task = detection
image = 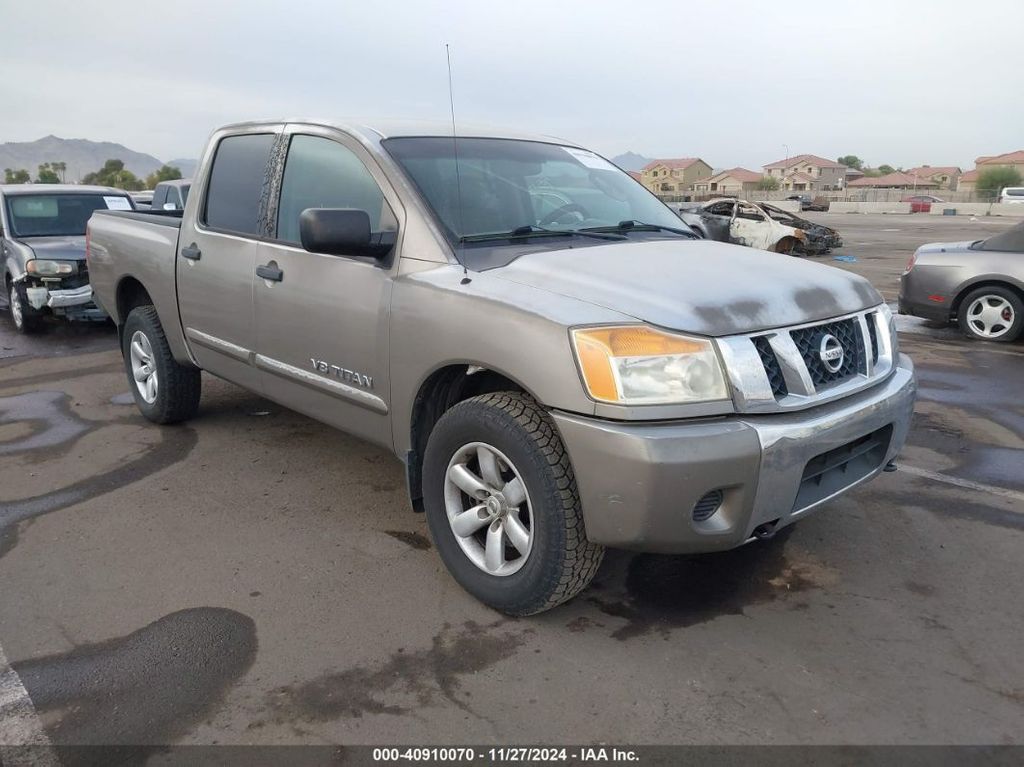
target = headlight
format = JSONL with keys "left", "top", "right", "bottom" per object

{"left": 571, "top": 325, "right": 729, "bottom": 405}
{"left": 26, "top": 259, "right": 76, "bottom": 276}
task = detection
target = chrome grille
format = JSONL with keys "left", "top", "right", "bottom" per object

{"left": 789, "top": 318, "right": 860, "bottom": 387}
{"left": 717, "top": 306, "right": 895, "bottom": 414}
{"left": 751, "top": 336, "right": 788, "bottom": 397}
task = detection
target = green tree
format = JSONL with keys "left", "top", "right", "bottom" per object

{"left": 82, "top": 159, "right": 145, "bottom": 191}
{"left": 144, "top": 164, "right": 183, "bottom": 188}
{"left": 52, "top": 161, "right": 67, "bottom": 182}
{"left": 756, "top": 175, "right": 780, "bottom": 191}
{"left": 977, "top": 166, "right": 1023, "bottom": 199}
{"left": 877, "top": 164, "right": 896, "bottom": 175}
{"left": 36, "top": 163, "right": 61, "bottom": 184}
{"left": 837, "top": 155, "right": 863, "bottom": 170}
{"left": 4, "top": 168, "right": 31, "bottom": 184}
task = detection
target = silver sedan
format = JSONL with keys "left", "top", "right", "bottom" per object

{"left": 899, "top": 221, "right": 1024, "bottom": 342}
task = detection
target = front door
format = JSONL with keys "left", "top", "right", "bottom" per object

{"left": 729, "top": 201, "right": 774, "bottom": 249}
{"left": 176, "top": 130, "right": 278, "bottom": 390}
{"left": 253, "top": 128, "right": 400, "bottom": 448}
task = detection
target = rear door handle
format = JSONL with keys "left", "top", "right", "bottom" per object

{"left": 181, "top": 243, "right": 201, "bottom": 261}
{"left": 256, "top": 263, "right": 283, "bottom": 282}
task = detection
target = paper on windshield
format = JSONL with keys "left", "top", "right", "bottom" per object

{"left": 104, "top": 196, "right": 132, "bottom": 210}
{"left": 563, "top": 147, "right": 618, "bottom": 172}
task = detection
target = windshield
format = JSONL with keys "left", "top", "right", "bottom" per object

{"left": 4, "top": 193, "right": 132, "bottom": 237}
{"left": 971, "top": 221, "right": 1024, "bottom": 252}
{"left": 383, "top": 137, "right": 687, "bottom": 244}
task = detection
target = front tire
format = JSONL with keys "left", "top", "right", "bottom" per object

{"left": 8, "top": 280, "right": 43, "bottom": 333}
{"left": 121, "top": 306, "right": 201, "bottom": 423}
{"left": 423, "top": 392, "right": 604, "bottom": 616}
{"left": 957, "top": 286, "right": 1023, "bottom": 343}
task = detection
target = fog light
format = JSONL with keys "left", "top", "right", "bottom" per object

{"left": 692, "top": 489, "right": 723, "bottom": 522}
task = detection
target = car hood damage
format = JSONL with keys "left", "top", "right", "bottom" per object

{"left": 760, "top": 204, "right": 842, "bottom": 254}
{"left": 494, "top": 238, "right": 881, "bottom": 336}
{"left": 24, "top": 235, "right": 87, "bottom": 261}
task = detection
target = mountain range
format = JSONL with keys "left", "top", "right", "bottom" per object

{"left": 610, "top": 151, "right": 653, "bottom": 172}
{"left": 0, "top": 136, "right": 197, "bottom": 183}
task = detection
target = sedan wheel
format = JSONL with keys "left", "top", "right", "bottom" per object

{"left": 958, "top": 287, "right": 1023, "bottom": 343}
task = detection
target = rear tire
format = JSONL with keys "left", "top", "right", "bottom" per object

{"left": 957, "top": 286, "right": 1023, "bottom": 343}
{"left": 122, "top": 306, "right": 201, "bottom": 423}
{"left": 423, "top": 392, "right": 604, "bottom": 616}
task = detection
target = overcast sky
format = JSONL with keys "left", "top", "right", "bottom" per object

{"left": 3, "top": 0, "right": 1022, "bottom": 170}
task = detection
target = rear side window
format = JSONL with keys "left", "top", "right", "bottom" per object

{"left": 275, "top": 134, "right": 395, "bottom": 245}
{"left": 203, "top": 133, "right": 275, "bottom": 235}
{"left": 152, "top": 186, "right": 167, "bottom": 208}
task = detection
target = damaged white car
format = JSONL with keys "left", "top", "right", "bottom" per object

{"left": 1, "top": 185, "right": 131, "bottom": 332}
{"left": 677, "top": 198, "right": 842, "bottom": 256}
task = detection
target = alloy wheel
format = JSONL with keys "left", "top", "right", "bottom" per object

{"left": 444, "top": 441, "right": 534, "bottom": 576}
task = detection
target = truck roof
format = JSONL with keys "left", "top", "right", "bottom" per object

{"left": 0, "top": 184, "right": 130, "bottom": 196}
{"left": 217, "top": 118, "right": 581, "bottom": 147}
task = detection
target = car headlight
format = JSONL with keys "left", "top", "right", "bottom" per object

{"left": 26, "top": 259, "right": 76, "bottom": 276}
{"left": 571, "top": 325, "right": 729, "bottom": 405}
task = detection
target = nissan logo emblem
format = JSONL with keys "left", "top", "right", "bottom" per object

{"left": 818, "top": 334, "right": 845, "bottom": 373}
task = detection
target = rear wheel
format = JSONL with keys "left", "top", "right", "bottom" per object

{"left": 122, "top": 306, "right": 202, "bottom": 423}
{"left": 957, "top": 286, "right": 1023, "bottom": 342}
{"left": 423, "top": 392, "right": 604, "bottom": 616}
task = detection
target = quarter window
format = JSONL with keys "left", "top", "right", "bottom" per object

{"left": 276, "top": 135, "right": 394, "bottom": 245}
{"left": 203, "top": 133, "right": 275, "bottom": 236}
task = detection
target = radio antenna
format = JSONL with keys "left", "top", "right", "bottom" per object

{"left": 446, "top": 43, "right": 470, "bottom": 282}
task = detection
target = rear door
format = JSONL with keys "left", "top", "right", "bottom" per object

{"left": 177, "top": 129, "right": 279, "bottom": 390}
{"left": 252, "top": 126, "right": 401, "bottom": 447}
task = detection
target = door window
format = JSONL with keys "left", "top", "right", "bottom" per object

{"left": 276, "top": 135, "right": 395, "bottom": 246}
{"left": 203, "top": 133, "right": 275, "bottom": 236}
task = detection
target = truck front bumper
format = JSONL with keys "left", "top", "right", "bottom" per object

{"left": 552, "top": 354, "right": 916, "bottom": 553}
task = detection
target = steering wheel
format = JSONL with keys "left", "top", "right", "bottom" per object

{"left": 540, "top": 202, "right": 590, "bottom": 227}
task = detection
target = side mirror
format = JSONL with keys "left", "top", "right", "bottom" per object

{"left": 299, "top": 208, "right": 393, "bottom": 259}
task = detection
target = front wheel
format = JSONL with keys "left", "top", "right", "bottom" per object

{"left": 122, "top": 305, "right": 202, "bottom": 423}
{"left": 423, "top": 392, "right": 604, "bottom": 616}
{"left": 8, "top": 280, "right": 43, "bottom": 333}
{"left": 957, "top": 286, "right": 1023, "bottom": 343}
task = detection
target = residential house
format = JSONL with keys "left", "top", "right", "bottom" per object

{"left": 904, "top": 165, "right": 961, "bottom": 190}
{"left": 692, "top": 167, "right": 763, "bottom": 196}
{"left": 847, "top": 172, "right": 939, "bottom": 190}
{"left": 957, "top": 150, "right": 1024, "bottom": 192}
{"left": 763, "top": 154, "right": 847, "bottom": 190}
{"left": 626, "top": 170, "right": 642, "bottom": 183}
{"left": 640, "top": 158, "right": 713, "bottom": 195}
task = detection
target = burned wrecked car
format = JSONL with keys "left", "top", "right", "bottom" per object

{"left": 1, "top": 184, "right": 132, "bottom": 332}
{"left": 677, "top": 198, "right": 841, "bottom": 255}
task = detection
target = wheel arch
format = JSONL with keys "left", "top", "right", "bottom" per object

{"left": 404, "top": 362, "right": 539, "bottom": 512}
{"left": 950, "top": 277, "right": 1024, "bottom": 315}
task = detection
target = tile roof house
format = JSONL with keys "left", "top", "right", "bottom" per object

{"left": 955, "top": 151, "right": 1024, "bottom": 192}
{"left": 640, "top": 157, "right": 713, "bottom": 195}
{"left": 847, "top": 172, "right": 939, "bottom": 189}
{"left": 763, "top": 154, "right": 847, "bottom": 190}
{"left": 904, "top": 165, "right": 961, "bottom": 189}
{"left": 691, "top": 167, "right": 763, "bottom": 195}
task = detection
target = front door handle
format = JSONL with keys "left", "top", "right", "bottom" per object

{"left": 256, "top": 263, "right": 283, "bottom": 282}
{"left": 181, "top": 243, "right": 202, "bottom": 261}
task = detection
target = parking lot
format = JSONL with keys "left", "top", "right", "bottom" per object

{"left": 1, "top": 214, "right": 1022, "bottom": 748}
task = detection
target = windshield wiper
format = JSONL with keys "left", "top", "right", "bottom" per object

{"left": 459, "top": 225, "right": 625, "bottom": 243}
{"left": 581, "top": 220, "right": 698, "bottom": 239}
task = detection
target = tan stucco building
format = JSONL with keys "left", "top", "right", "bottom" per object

{"left": 763, "top": 154, "right": 847, "bottom": 190}
{"left": 640, "top": 158, "right": 712, "bottom": 195}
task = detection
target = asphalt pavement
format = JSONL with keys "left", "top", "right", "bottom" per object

{"left": 0, "top": 216, "right": 1021, "bottom": 750}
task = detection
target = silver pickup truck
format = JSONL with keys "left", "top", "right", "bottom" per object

{"left": 87, "top": 120, "right": 916, "bottom": 615}
{"left": 2, "top": 184, "right": 131, "bottom": 332}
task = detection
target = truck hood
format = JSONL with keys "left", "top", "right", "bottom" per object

{"left": 492, "top": 239, "right": 881, "bottom": 336}
{"left": 24, "top": 236, "right": 87, "bottom": 261}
